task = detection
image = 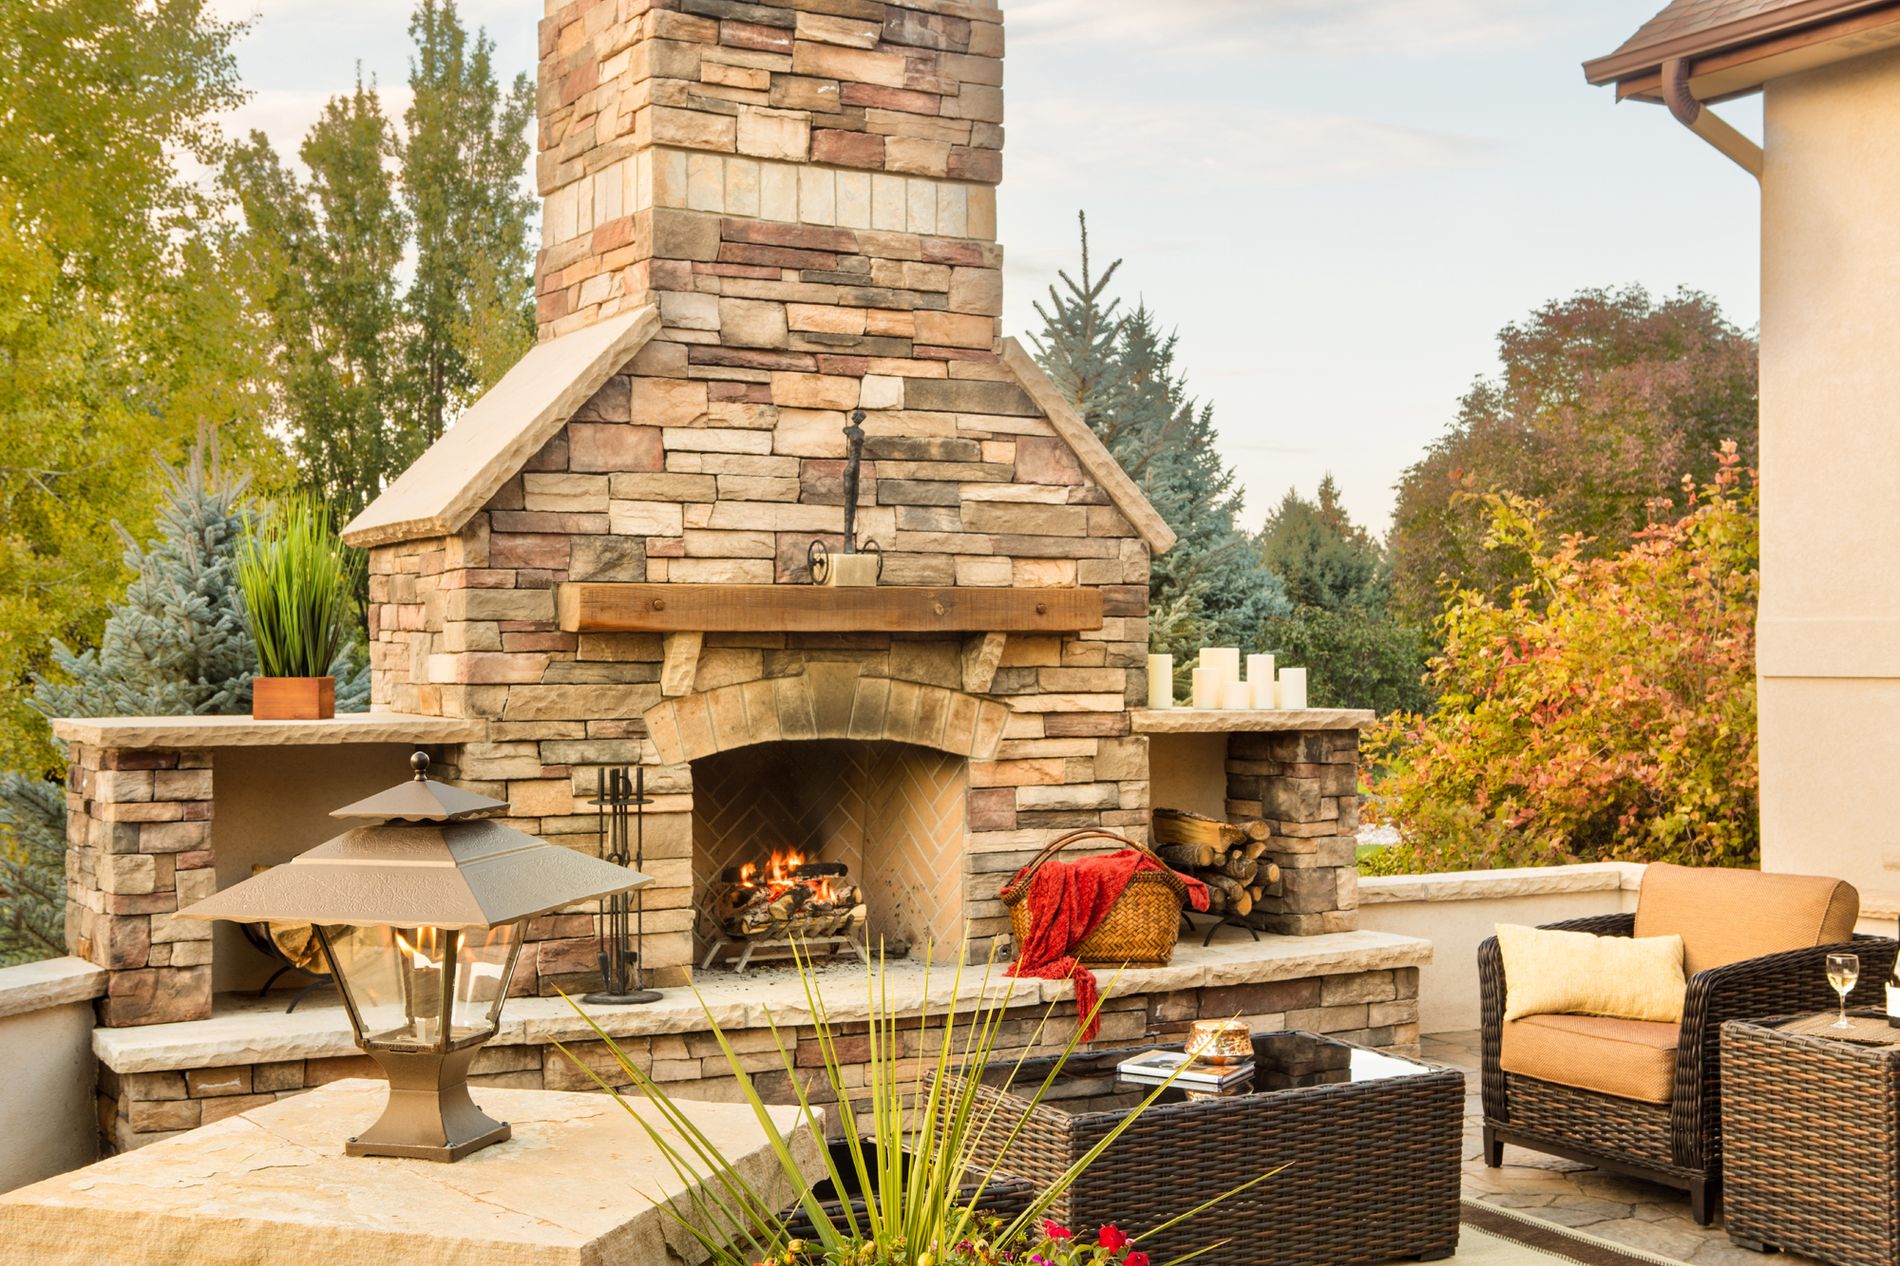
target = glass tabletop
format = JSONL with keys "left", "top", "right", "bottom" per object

{"left": 977, "top": 1030, "right": 1436, "bottom": 1115}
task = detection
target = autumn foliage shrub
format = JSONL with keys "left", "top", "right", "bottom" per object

{"left": 1364, "top": 445, "right": 1757, "bottom": 874}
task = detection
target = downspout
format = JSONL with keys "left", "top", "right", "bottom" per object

{"left": 1663, "top": 57, "right": 1763, "bottom": 180}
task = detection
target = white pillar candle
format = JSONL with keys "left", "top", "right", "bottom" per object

{"left": 1278, "top": 667, "right": 1308, "bottom": 711}
{"left": 1199, "top": 647, "right": 1240, "bottom": 689}
{"left": 1191, "top": 666, "right": 1222, "bottom": 709}
{"left": 1146, "top": 654, "right": 1175, "bottom": 709}
{"left": 1219, "top": 680, "right": 1251, "bottom": 710}
{"left": 1246, "top": 654, "right": 1275, "bottom": 708}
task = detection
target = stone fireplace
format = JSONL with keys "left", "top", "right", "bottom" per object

{"left": 337, "top": 0, "right": 1183, "bottom": 989}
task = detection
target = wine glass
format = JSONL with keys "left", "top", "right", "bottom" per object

{"left": 1827, "top": 952, "right": 1860, "bottom": 1029}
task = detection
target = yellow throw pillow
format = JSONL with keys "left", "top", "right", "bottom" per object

{"left": 1497, "top": 923, "right": 1687, "bottom": 1023}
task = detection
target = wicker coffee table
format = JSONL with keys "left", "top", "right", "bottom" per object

{"left": 1722, "top": 1014, "right": 1900, "bottom": 1265}
{"left": 944, "top": 1031, "right": 1464, "bottom": 1266}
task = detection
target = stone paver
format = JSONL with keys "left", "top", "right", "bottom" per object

{"left": 1426, "top": 1031, "right": 1820, "bottom": 1266}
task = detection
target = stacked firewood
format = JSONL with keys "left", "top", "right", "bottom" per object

{"left": 713, "top": 860, "right": 868, "bottom": 940}
{"left": 1152, "top": 808, "right": 1281, "bottom": 919}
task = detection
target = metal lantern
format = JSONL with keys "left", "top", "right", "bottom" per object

{"left": 179, "top": 752, "right": 651, "bottom": 1162}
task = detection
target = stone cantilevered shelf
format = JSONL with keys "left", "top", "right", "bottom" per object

{"left": 50, "top": 712, "right": 487, "bottom": 750}
{"left": 1131, "top": 708, "right": 1376, "bottom": 733}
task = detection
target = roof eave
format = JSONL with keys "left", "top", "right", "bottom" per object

{"left": 1584, "top": 0, "right": 1900, "bottom": 87}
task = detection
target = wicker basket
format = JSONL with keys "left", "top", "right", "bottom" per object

{"left": 1000, "top": 829, "right": 1186, "bottom": 966}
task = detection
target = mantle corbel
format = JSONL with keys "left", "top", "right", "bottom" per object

{"left": 557, "top": 583, "right": 1104, "bottom": 634}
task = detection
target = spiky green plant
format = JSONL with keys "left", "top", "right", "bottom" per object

{"left": 235, "top": 497, "right": 362, "bottom": 679}
{"left": 558, "top": 949, "right": 1269, "bottom": 1266}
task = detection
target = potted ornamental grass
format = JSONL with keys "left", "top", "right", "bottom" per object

{"left": 559, "top": 947, "right": 1270, "bottom": 1266}
{"left": 236, "top": 496, "right": 361, "bottom": 720}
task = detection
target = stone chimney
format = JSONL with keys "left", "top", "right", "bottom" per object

{"left": 535, "top": 0, "right": 1005, "bottom": 364}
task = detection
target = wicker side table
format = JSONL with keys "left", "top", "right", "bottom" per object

{"left": 1721, "top": 1015, "right": 1900, "bottom": 1265}
{"left": 939, "top": 1031, "right": 1465, "bottom": 1266}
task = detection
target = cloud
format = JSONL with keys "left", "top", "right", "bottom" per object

{"left": 1008, "top": 0, "right": 1557, "bottom": 58}
{"left": 1008, "top": 97, "right": 1483, "bottom": 192}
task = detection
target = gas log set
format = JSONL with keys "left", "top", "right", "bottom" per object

{"left": 701, "top": 850, "right": 870, "bottom": 971}
{"left": 1153, "top": 808, "right": 1283, "bottom": 920}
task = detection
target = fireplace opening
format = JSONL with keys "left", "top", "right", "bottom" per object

{"left": 691, "top": 738, "right": 968, "bottom": 969}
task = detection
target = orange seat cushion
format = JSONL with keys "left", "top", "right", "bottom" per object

{"left": 1633, "top": 863, "right": 1859, "bottom": 976}
{"left": 1500, "top": 1013, "right": 1682, "bottom": 1104}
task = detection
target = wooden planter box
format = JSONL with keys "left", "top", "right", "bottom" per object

{"left": 252, "top": 676, "right": 335, "bottom": 721}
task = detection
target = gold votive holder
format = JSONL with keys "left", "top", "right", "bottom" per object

{"left": 1185, "top": 1019, "right": 1253, "bottom": 1065}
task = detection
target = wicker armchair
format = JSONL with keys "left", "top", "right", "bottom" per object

{"left": 1479, "top": 868, "right": 1895, "bottom": 1226}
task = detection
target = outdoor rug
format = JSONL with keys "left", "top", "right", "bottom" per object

{"left": 1446, "top": 1201, "right": 1688, "bottom": 1265}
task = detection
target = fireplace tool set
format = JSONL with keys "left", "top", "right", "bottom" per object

{"left": 585, "top": 765, "right": 661, "bottom": 1004}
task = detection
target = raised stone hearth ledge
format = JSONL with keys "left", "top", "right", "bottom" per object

{"left": 50, "top": 712, "right": 487, "bottom": 750}
{"left": 94, "top": 930, "right": 1430, "bottom": 1074}
{"left": 0, "top": 1080, "right": 815, "bottom": 1266}
{"left": 1359, "top": 862, "right": 1646, "bottom": 905}
{"left": 0, "top": 956, "right": 106, "bottom": 1021}
{"left": 1131, "top": 708, "right": 1375, "bottom": 733}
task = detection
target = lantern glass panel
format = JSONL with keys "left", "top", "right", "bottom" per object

{"left": 324, "top": 923, "right": 451, "bottom": 1047}
{"left": 451, "top": 921, "right": 522, "bottom": 1038}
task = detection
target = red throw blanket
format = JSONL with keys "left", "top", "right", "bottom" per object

{"left": 1007, "top": 851, "right": 1210, "bottom": 1040}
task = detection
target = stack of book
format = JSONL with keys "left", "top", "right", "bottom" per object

{"left": 1116, "top": 1050, "right": 1255, "bottom": 1092}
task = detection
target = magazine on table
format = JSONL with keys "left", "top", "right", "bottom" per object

{"left": 1116, "top": 1050, "right": 1255, "bottom": 1089}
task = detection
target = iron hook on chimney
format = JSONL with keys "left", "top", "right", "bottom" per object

{"left": 807, "top": 409, "right": 883, "bottom": 585}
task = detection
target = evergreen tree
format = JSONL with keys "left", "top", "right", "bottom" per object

{"left": 1032, "top": 215, "right": 1288, "bottom": 659}
{"left": 1257, "top": 476, "right": 1431, "bottom": 715}
{"left": 35, "top": 447, "right": 257, "bottom": 720}
{"left": 400, "top": 0, "right": 537, "bottom": 453}
{"left": 0, "top": 776, "right": 64, "bottom": 967}
{"left": 1259, "top": 476, "right": 1385, "bottom": 610}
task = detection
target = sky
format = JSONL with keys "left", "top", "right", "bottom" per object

{"left": 211, "top": 0, "right": 1763, "bottom": 535}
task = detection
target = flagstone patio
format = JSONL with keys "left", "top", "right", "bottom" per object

{"left": 1425, "top": 1032, "right": 1821, "bottom": 1266}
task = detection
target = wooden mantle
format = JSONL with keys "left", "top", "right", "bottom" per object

{"left": 557, "top": 583, "right": 1104, "bottom": 634}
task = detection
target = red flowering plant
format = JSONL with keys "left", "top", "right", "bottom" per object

{"left": 1366, "top": 444, "right": 1759, "bottom": 874}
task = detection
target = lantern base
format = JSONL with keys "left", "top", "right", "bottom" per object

{"left": 345, "top": 1043, "right": 512, "bottom": 1162}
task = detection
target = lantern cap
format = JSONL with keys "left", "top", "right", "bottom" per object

{"left": 329, "top": 751, "right": 508, "bottom": 822}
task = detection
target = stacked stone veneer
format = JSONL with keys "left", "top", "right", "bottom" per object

{"left": 63, "top": 745, "right": 216, "bottom": 1027}
{"left": 536, "top": 0, "right": 1004, "bottom": 337}
{"left": 1227, "top": 730, "right": 1362, "bottom": 935}
{"left": 99, "top": 964, "right": 1420, "bottom": 1152}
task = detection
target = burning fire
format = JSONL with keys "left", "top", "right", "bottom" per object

{"left": 735, "top": 849, "right": 847, "bottom": 902}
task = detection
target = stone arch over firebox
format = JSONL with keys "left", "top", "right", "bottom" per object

{"left": 642, "top": 661, "right": 1008, "bottom": 767}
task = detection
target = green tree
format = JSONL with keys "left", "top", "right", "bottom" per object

{"left": 1031, "top": 215, "right": 1288, "bottom": 662}
{"left": 399, "top": 0, "right": 536, "bottom": 450}
{"left": 229, "top": 78, "right": 407, "bottom": 527}
{"left": 0, "top": 0, "right": 283, "bottom": 779}
{"left": 1259, "top": 475, "right": 1384, "bottom": 610}
{"left": 229, "top": 1, "right": 536, "bottom": 528}
{"left": 1366, "top": 445, "right": 1758, "bottom": 874}
{"left": 1257, "top": 477, "right": 1431, "bottom": 714}
{"left": 1388, "top": 286, "right": 1758, "bottom": 621}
